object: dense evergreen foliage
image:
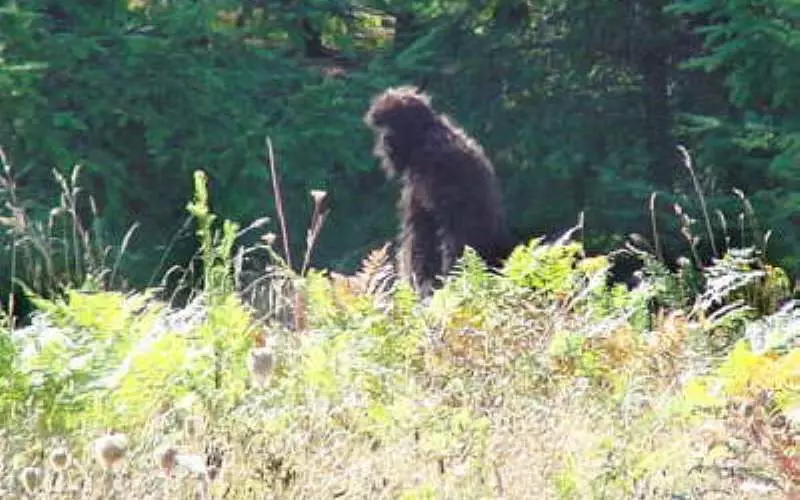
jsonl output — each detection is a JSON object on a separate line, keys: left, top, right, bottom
{"left": 1, "top": 0, "right": 798, "bottom": 298}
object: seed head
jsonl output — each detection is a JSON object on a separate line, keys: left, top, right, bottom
{"left": 247, "top": 346, "right": 275, "bottom": 388}
{"left": 49, "top": 446, "right": 71, "bottom": 471}
{"left": 310, "top": 190, "right": 328, "bottom": 207}
{"left": 183, "top": 415, "right": 205, "bottom": 441}
{"left": 261, "top": 232, "right": 277, "bottom": 246}
{"left": 19, "top": 466, "right": 42, "bottom": 494}
{"left": 154, "top": 445, "right": 179, "bottom": 476}
{"left": 92, "top": 432, "right": 128, "bottom": 470}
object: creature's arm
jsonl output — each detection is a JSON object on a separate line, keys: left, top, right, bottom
{"left": 399, "top": 195, "right": 442, "bottom": 296}
{"left": 433, "top": 194, "right": 472, "bottom": 275}
{"left": 427, "top": 164, "right": 502, "bottom": 272}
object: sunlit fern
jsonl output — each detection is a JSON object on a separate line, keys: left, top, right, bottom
{"left": 330, "top": 242, "right": 396, "bottom": 301}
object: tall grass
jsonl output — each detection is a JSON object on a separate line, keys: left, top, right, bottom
{"left": 0, "top": 149, "right": 140, "bottom": 327}
{"left": 0, "top": 145, "right": 797, "bottom": 499}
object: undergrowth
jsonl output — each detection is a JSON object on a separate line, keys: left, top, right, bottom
{"left": 0, "top": 147, "right": 797, "bottom": 499}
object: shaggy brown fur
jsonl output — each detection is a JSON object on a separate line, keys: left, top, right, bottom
{"left": 364, "top": 85, "right": 513, "bottom": 296}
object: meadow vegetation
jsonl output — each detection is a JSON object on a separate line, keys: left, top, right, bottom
{"left": 1, "top": 2, "right": 800, "bottom": 497}
{"left": 2, "top": 0, "right": 800, "bottom": 292}
{"left": 0, "top": 146, "right": 797, "bottom": 499}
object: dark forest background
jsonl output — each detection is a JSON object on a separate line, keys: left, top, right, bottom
{"left": 1, "top": 0, "right": 798, "bottom": 304}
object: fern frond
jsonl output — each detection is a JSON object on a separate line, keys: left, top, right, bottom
{"left": 356, "top": 242, "right": 394, "bottom": 294}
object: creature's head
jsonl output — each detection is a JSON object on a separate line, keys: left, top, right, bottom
{"left": 363, "top": 85, "right": 438, "bottom": 176}
{"left": 364, "top": 85, "right": 436, "bottom": 131}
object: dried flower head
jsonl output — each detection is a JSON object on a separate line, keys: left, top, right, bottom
{"left": 310, "top": 189, "right": 328, "bottom": 205}
{"left": 154, "top": 445, "right": 179, "bottom": 476}
{"left": 19, "top": 467, "right": 42, "bottom": 494}
{"left": 49, "top": 446, "right": 71, "bottom": 471}
{"left": 183, "top": 415, "right": 205, "bottom": 441}
{"left": 92, "top": 432, "right": 128, "bottom": 471}
{"left": 247, "top": 346, "right": 275, "bottom": 388}
{"left": 261, "top": 232, "right": 277, "bottom": 246}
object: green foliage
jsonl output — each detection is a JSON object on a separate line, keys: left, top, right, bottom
{"left": 669, "top": 0, "right": 800, "bottom": 274}
{"left": 0, "top": 159, "right": 130, "bottom": 315}
{"left": 1, "top": 0, "right": 398, "bottom": 288}
{"left": 697, "top": 247, "right": 792, "bottom": 320}
{"left": 303, "top": 267, "right": 426, "bottom": 369}
{"left": 186, "top": 170, "right": 239, "bottom": 300}
{"left": 503, "top": 238, "right": 585, "bottom": 296}
{"left": 12, "top": 289, "right": 162, "bottom": 433}
{"left": 0, "top": 313, "right": 27, "bottom": 428}
{"left": 2, "top": 170, "right": 258, "bottom": 434}
{"left": 1, "top": 187, "right": 798, "bottom": 495}
{"left": 680, "top": 310, "right": 800, "bottom": 488}
{"left": 2, "top": 0, "right": 799, "bottom": 291}
{"left": 7, "top": 284, "right": 258, "bottom": 435}
{"left": 1, "top": 2, "right": 800, "bottom": 492}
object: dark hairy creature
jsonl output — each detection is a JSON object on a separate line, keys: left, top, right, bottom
{"left": 363, "top": 85, "right": 514, "bottom": 296}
